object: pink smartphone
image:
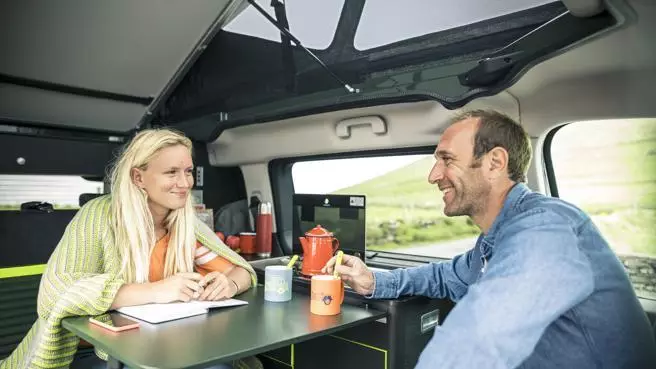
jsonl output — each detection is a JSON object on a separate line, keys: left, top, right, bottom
{"left": 89, "top": 313, "right": 140, "bottom": 332}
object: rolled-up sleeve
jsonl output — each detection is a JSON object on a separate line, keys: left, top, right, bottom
{"left": 369, "top": 244, "right": 481, "bottom": 302}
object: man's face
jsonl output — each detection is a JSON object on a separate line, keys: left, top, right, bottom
{"left": 428, "top": 118, "right": 490, "bottom": 217}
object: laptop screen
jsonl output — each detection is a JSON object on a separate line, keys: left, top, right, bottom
{"left": 292, "top": 194, "right": 366, "bottom": 257}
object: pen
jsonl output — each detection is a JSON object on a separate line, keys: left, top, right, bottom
{"left": 333, "top": 250, "right": 344, "bottom": 279}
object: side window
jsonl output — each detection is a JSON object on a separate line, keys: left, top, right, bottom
{"left": 549, "top": 119, "right": 656, "bottom": 300}
{"left": 0, "top": 175, "right": 104, "bottom": 210}
{"left": 291, "top": 154, "right": 479, "bottom": 259}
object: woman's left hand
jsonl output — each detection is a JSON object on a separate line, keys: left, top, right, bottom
{"left": 197, "top": 272, "right": 237, "bottom": 301}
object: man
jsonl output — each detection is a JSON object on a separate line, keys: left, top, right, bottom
{"left": 323, "top": 110, "right": 656, "bottom": 369}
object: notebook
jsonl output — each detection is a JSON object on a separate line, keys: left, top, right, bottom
{"left": 116, "top": 299, "right": 248, "bottom": 324}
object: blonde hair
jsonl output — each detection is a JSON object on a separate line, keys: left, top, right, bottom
{"left": 108, "top": 128, "right": 196, "bottom": 283}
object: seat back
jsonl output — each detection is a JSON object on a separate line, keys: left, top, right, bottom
{"left": 79, "top": 193, "right": 104, "bottom": 207}
{"left": 0, "top": 275, "right": 41, "bottom": 359}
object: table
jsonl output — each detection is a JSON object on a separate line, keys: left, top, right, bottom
{"left": 62, "top": 286, "right": 386, "bottom": 369}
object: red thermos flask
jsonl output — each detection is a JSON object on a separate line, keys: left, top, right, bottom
{"left": 256, "top": 201, "right": 272, "bottom": 257}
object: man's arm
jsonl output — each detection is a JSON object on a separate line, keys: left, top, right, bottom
{"left": 370, "top": 243, "right": 482, "bottom": 302}
{"left": 413, "top": 210, "right": 594, "bottom": 369}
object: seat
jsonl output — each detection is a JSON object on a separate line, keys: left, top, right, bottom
{"left": 214, "top": 198, "right": 252, "bottom": 235}
{"left": 79, "top": 193, "right": 104, "bottom": 207}
{"left": 0, "top": 275, "right": 40, "bottom": 359}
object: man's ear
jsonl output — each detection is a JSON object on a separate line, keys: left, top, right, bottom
{"left": 487, "top": 147, "right": 509, "bottom": 178}
{"left": 131, "top": 168, "right": 145, "bottom": 188}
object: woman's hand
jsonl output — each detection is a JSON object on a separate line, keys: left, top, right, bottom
{"left": 152, "top": 272, "right": 203, "bottom": 303}
{"left": 198, "top": 272, "right": 238, "bottom": 301}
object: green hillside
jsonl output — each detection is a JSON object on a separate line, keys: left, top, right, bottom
{"left": 335, "top": 156, "right": 441, "bottom": 209}
{"left": 552, "top": 120, "right": 656, "bottom": 211}
{"left": 333, "top": 156, "right": 479, "bottom": 250}
{"left": 551, "top": 119, "right": 656, "bottom": 255}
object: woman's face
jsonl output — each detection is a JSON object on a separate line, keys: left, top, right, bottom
{"left": 132, "top": 144, "right": 194, "bottom": 214}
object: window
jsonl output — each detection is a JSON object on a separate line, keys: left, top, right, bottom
{"left": 0, "top": 175, "right": 103, "bottom": 210}
{"left": 549, "top": 119, "right": 656, "bottom": 299}
{"left": 292, "top": 154, "right": 478, "bottom": 259}
{"left": 354, "top": 0, "right": 556, "bottom": 50}
{"left": 223, "top": 0, "right": 344, "bottom": 50}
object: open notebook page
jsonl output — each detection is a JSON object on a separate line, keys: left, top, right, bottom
{"left": 116, "top": 299, "right": 248, "bottom": 324}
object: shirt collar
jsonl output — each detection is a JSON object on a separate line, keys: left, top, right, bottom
{"left": 481, "top": 182, "right": 531, "bottom": 247}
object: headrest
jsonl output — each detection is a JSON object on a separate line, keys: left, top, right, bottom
{"left": 79, "top": 193, "right": 104, "bottom": 207}
{"left": 20, "top": 201, "right": 54, "bottom": 213}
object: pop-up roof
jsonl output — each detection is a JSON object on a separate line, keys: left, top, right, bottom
{"left": 0, "top": 0, "right": 246, "bottom": 133}
{"left": 0, "top": 0, "right": 617, "bottom": 139}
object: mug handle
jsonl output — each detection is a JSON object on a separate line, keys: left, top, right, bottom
{"left": 332, "top": 238, "right": 340, "bottom": 254}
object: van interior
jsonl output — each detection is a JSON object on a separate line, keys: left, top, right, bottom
{"left": 1, "top": 0, "right": 655, "bottom": 368}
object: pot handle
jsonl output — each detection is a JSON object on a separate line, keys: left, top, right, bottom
{"left": 332, "top": 238, "right": 340, "bottom": 254}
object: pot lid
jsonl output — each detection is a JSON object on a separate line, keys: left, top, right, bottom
{"left": 305, "top": 224, "right": 333, "bottom": 237}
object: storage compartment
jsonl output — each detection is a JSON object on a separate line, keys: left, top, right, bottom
{"left": 251, "top": 257, "right": 454, "bottom": 369}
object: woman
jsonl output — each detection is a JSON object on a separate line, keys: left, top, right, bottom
{"left": 0, "top": 129, "right": 260, "bottom": 369}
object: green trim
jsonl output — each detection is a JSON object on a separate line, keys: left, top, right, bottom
{"left": 329, "top": 335, "right": 388, "bottom": 369}
{"left": 260, "top": 344, "right": 295, "bottom": 368}
{"left": 0, "top": 264, "right": 46, "bottom": 279}
{"left": 260, "top": 354, "right": 293, "bottom": 368}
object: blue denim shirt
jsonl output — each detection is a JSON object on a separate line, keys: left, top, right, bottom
{"left": 371, "top": 184, "right": 656, "bottom": 369}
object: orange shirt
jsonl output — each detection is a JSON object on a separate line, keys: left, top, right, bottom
{"left": 148, "top": 234, "right": 234, "bottom": 282}
{"left": 79, "top": 235, "right": 233, "bottom": 349}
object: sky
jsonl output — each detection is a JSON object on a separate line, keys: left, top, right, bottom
{"left": 292, "top": 154, "right": 429, "bottom": 194}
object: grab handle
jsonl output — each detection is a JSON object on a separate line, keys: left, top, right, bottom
{"left": 335, "top": 116, "right": 387, "bottom": 139}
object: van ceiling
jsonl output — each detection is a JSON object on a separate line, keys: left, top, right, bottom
{"left": 159, "top": 0, "right": 622, "bottom": 141}
{"left": 0, "top": 0, "right": 245, "bottom": 133}
{"left": 0, "top": 0, "right": 635, "bottom": 140}
{"left": 208, "top": 0, "right": 656, "bottom": 166}
{"left": 208, "top": 95, "right": 518, "bottom": 166}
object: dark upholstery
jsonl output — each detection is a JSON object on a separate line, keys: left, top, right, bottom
{"left": 0, "top": 210, "right": 76, "bottom": 268}
{"left": 79, "top": 193, "right": 104, "bottom": 207}
{"left": 0, "top": 275, "right": 40, "bottom": 359}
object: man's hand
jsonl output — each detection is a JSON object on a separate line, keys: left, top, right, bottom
{"left": 197, "top": 272, "right": 238, "bottom": 301}
{"left": 321, "top": 254, "right": 375, "bottom": 296}
{"left": 152, "top": 272, "right": 203, "bottom": 303}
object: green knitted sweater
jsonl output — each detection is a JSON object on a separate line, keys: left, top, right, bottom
{"left": 0, "top": 195, "right": 257, "bottom": 369}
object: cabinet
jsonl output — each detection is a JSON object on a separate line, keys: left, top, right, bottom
{"left": 251, "top": 259, "right": 454, "bottom": 369}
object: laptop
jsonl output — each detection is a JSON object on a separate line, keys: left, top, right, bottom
{"left": 291, "top": 193, "right": 392, "bottom": 273}
{"left": 293, "top": 193, "right": 370, "bottom": 262}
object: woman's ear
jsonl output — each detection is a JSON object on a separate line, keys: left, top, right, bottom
{"left": 488, "top": 147, "right": 509, "bottom": 178}
{"left": 131, "top": 167, "right": 145, "bottom": 188}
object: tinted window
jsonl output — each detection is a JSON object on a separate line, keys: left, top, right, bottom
{"left": 292, "top": 155, "right": 478, "bottom": 259}
{"left": 354, "top": 0, "right": 556, "bottom": 50}
{"left": 549, "top": 119, "right": 656, "bottom": 299}
{"left": 0, "top": 175, "right": 103, "bottom": 210}
{"left": 223, "top": 0, "right": 344, "bottom": 49}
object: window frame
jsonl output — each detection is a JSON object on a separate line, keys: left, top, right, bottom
{"left": 0, "top": 174, "right": 105, "bottom": 211}
{"left": 542, "top": 121, "right": 656, "bottom": 301}
{"left": 541, "top": 123, "right": 564, "bottom": 198}
{"left": 269, "top": 145, "right": 449, "bottom": 262}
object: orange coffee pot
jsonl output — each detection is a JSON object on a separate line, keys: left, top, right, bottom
{"left": 299, "top": 225, "right": 340, "bottom": 276}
